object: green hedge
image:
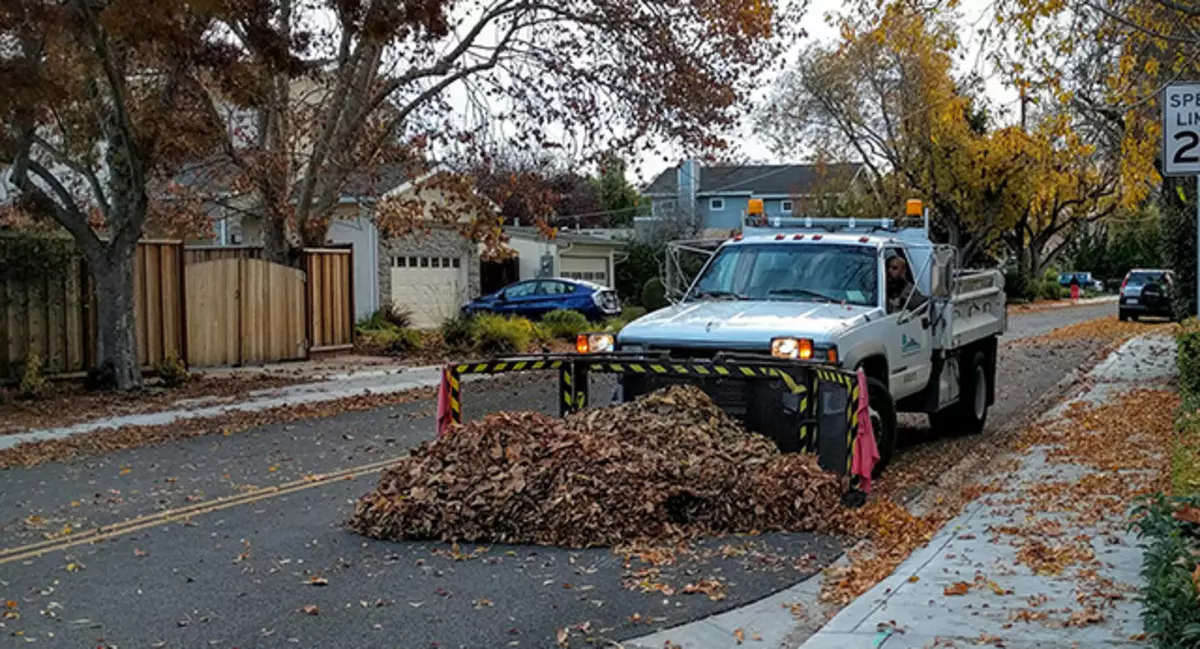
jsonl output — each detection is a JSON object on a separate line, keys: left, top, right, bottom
{"left": 1133, "top": 494, "right": 1200, "bottom": 648}
{"left": 1136, "top": 323, "right": 1200, "bottom": 648}
{"left": 1179, "top": 321, "right": 1200, "bottom": 403}
{"left": 542, "top": 309, "right": 591, "bottom": 341}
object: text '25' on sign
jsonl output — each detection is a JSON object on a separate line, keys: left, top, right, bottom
{"left": 1165, "top": 83, "right": 1200, "bottom": 176}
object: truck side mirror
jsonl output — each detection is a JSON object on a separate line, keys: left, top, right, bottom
{"left": 929, "top": 247, "right": 956, "bottom": 298}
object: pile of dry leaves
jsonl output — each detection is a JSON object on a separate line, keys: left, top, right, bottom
{"left": 349, "top": 386, "right": 844, "bottom": 547}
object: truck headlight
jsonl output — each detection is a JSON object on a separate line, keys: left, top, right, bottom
{"left": 771, "top": 337, "right": 813, "bottom": 360}
{"left": 576, "top": 333, "right": 614, "bottom": 354}
{"left": 771, "top": 337, "right": 838, "bottom": 363}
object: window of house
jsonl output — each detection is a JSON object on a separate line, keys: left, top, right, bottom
{"left": 781, "top": 200, "right": 794, "bottom": 214}
{"left": 452, "top": 258, "right": 461, "bottom": 268}
{"left": 710, "top": 198, "right": 725, "bottom": 211}
{"left": 395, "top": 257, "right": 407, "bottom": 268}
{"left": 420, "top": 257, "right": 429, "bottom": 268}
{"left": 409, "top": 256, "right": 418, "bottom": 267}
{"left": 443, "top": 257, "right": 452, "bottom": 268}
{"left": 654, "top": 199, "right": 678, "bottom": 216}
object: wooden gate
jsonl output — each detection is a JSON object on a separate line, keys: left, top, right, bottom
{"left": 185, "top": 258, "right": 307, "bottom": 367}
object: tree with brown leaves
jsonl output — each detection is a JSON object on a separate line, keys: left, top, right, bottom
{"left": 200, "top": 0, "right": 799, "bottom": 262}
{"left": 0, "top": 0, "right": 232, "bottom": 389}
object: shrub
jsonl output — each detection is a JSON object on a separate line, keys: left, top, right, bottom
{"left": 440, "top": 315, "right": 474, "bottom": 351}
{"left": 360, "top": 327, "right": 422, "bottom": 355}
{"left": 542, "top": 309, "right": 591, "bottom": 340}
{"left": 1003, "top": 267, "right": 1030, "bottom": 302}
{"left": 155, "top": 353, "right": 190, "bottom": 388}
{"left": 469, "top": 314, "right": 533, "bottom": 354}
{"left": 1030, "top": 279, "right": 1065, "bottom": 302}
{"left": 19, "top": 353, "right": 46, "bottom": 399}
{"left": 642, "top": 277, "right": 668, "bottom": 311}
{"left": 1132, "top": 493, "right": 1200, "bottom": 648}
{"left": 532, "top": 323, "right": 554, "bottom": 346}
{"left": 381, "top": 304, "right": 414, "bottom": 329}
{"left": 1179, "top": 321, "right": 1200, "bottom": 406}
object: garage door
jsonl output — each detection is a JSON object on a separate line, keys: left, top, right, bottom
{"left": 559, "top": 256, "right": 610, "bottom": 286}
{"left": 390, "top": 254, "right": 468, "bottom": 328}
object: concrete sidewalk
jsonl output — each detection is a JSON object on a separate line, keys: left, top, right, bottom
{"left": 624, "top": 333, "right": 1171, "bottom": 649}
{"left": 800, "top": 334, "right": 1173, "bottom": 649}
{"left": 0, "top": 365, "right": 448, "bottom": 451}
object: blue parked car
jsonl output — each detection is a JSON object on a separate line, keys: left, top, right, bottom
{"left": 463, "top": 278, "right": 621, "bottom": 321}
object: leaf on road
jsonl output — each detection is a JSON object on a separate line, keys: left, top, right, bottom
{"left": 733, "top": 627, "right": 746, "bottom": 644}
{"left": 473, "top": 598, "right": 494, "bottom": 609}
{"left": 233, "top": 540, "right": 251, "bottom": 564}
{"left": 988, "top": 581, "right": 1010, "bottom": 596}
{"left": 297, "top": 604, "right": 319, "bottom": 616}
{"left": 134, "top": 548, "right": 149, "bottom": 557}
{"left": 944, "top": 582, "right": 971, "bottom": 596}
{"left": 5, "top": 600, "right": 17, "bottom": 609}
{"left": 681, "top": 579, "right": 727, "bottom": 601}
{"left": 556, "top": 627, "right": 569, "bottom": 647}
{"left": 64, "top": 562, "right": 84, "bottom": 572}
{"left": 306, "top": 575, "right": 329, "bottom": 587}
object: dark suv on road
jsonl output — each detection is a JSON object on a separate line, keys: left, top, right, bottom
{"left": 1119, "top": 269, "right": 1175, "bottom": 321}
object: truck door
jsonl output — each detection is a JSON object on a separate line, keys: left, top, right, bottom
{"left": 882, "top": 247, "right": 933, "bottom": 400}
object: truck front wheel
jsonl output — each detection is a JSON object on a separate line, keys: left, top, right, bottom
{"left": 931, "top": 350, "right": 989, "bottom": 435}
{"left": 865, "top": 377, "right": 897, "bottom": 477}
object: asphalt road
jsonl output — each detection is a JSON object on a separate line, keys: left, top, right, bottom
{"left": 0, "top": 303, "right": 1118, "bottom": 649}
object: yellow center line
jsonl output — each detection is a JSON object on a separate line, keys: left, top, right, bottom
{"left": 0, "top": 455, "right": 404, "bottom": 565}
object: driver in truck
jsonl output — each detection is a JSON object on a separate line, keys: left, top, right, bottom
{"left": 886, "top": 255, "right": 926, "bottom": 314}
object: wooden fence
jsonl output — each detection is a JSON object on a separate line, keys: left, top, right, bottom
{"left": 305, "top": 249, "right": 354, "bottom": 352}
{"left": 0, "top": 240, "right": 354, "bottom": 379}
{"left": 1, "top": 240, "right": 185, "bottom": 379}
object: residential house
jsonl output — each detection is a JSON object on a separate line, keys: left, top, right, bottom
{"left": 642, "top": 161, "right": 865, "bottom": 236}
{"left": 505, "top": 227, "right": 626, "bottom": 289}
{"left": 325, "top": 163, "right": 487, "bottom": 329}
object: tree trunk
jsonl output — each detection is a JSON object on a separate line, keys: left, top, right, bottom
{"left": 89, "top": 243, "right": 142, "bottom": 391}
{"left": 261, "top": 207, "right": 291, "bottom": 265}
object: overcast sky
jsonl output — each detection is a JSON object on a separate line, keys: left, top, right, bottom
{"left": 625, "top": 0, "right": 1021, "bottom": 188}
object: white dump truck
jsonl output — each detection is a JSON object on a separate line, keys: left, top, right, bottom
{"left": 614, "top": 207, "right": 1007, "bottom": 472}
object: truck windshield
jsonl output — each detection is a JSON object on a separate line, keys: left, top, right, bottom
{"left": 689, "top": 243, "right": 878, "bottom": 306}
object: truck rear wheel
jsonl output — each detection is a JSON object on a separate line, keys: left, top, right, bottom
{"left": 865, "top": 377, "right": 896, "bottom": 477}
{"left": 931, "top": 350, "right": 989, "bottom": 435}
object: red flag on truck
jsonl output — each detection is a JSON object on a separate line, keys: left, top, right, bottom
{"left": 851, "top": 368, "right": 880, "bottom": 494}
{"left": 436, "top": 366, "right": 454, "bottom": 437}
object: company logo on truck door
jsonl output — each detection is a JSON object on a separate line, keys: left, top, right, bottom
{"left": 901, "top": 333, "right": 922, "bottom": 356}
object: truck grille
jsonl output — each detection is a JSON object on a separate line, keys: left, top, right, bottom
{"left": 644, "top": 347, "right": 771, "bottom": 361}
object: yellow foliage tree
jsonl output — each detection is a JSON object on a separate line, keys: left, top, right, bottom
{"left": 761, "top": 1, "right": 1129, "bottom": 273}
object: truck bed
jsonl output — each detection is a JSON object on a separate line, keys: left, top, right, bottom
{"left": 933, "top": 269, "right": 1006, "bottom": 350}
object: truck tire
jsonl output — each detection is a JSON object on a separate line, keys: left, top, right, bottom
{"left": 930, "top": 349, "right": 989, "bottom": 435}
{"left": 865, "top": 377, "right": 897, "bottom": 477}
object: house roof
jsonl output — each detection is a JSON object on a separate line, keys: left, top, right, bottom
{"left": 336, "top": 160, "right": 429, "bottom": 200}
{"left": 506, "top": 226, "right": 627, "bottom": 248}
{"left": 643, "top": 163, "right": 863, "bottom": 197}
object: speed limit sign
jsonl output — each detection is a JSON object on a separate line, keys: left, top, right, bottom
{"left": 1165, "top": 83, "right": 1200, "bottom": 176}
{"left": 1164, "top": 82, "right": 1200, "bottom": 316}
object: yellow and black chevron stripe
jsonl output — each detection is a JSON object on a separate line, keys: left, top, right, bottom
{"left": 454, "top": 360, "right": 565, "bottom": 375}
